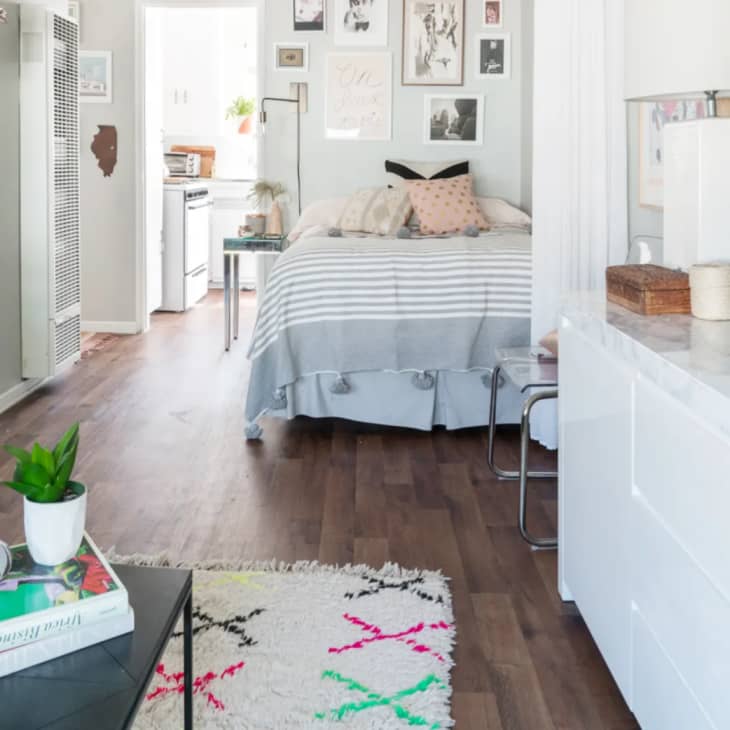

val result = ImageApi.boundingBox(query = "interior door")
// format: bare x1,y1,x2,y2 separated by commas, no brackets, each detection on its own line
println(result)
145,7,164,314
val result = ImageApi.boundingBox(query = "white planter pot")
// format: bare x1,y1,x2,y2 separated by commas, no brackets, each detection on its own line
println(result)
24,483,87,566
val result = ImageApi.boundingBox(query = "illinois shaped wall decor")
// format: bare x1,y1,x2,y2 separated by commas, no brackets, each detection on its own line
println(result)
91,125,117,177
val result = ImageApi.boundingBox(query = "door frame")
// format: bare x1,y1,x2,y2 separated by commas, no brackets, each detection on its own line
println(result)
133,0,265,332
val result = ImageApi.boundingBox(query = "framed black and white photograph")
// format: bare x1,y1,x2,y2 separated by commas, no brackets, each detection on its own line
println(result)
482,0,502,28
402,0,464,86
476,33,511,79
274,43,309,71
424,95,483,145
293,0,325,31
326,52,392,141
79,51,112,104
334,0,388,47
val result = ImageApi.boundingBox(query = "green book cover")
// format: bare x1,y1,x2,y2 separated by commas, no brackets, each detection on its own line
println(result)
0,535,127,650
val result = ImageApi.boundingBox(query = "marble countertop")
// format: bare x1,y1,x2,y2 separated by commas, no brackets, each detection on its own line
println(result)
562,292,730,437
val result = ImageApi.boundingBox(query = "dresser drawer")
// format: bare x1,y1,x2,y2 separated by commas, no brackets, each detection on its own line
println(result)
632,607,713,730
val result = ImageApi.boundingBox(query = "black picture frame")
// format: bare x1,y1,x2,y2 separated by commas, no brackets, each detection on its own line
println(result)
293,0,325,31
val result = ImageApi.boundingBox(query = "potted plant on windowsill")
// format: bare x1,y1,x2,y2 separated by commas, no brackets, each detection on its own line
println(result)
225,96,256,134
2,423,85,566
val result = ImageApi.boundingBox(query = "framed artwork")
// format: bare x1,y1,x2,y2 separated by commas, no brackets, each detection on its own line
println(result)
482,0,502,28
325,52,392,141
274,43,309,71
476,33,511,79
402,0,464,86
425,94,484,145
639,100,706,208
79,51,112,104
293,0,325,31
68,1,80,24
334,0,388,47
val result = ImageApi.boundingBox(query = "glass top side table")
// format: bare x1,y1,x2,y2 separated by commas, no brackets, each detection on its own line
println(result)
223,235,287,351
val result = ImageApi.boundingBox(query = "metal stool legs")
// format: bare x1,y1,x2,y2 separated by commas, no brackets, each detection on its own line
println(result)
519,390,558,549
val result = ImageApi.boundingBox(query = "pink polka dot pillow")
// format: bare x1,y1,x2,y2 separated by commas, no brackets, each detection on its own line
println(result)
405,174,489,235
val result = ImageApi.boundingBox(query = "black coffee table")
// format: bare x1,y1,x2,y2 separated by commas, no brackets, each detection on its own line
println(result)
0,564,193,730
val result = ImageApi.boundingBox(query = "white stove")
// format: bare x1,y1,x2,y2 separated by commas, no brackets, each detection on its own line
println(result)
160,182,212,312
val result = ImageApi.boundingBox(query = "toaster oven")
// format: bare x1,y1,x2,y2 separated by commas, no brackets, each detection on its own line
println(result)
164,152,201,177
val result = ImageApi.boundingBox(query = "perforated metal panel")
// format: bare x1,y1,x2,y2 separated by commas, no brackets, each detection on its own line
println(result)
52,15,80,353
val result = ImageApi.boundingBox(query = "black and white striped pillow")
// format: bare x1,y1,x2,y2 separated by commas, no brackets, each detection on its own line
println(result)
385,159,470,188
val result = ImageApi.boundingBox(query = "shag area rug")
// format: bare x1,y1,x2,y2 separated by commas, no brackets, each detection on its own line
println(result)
111,556,456,730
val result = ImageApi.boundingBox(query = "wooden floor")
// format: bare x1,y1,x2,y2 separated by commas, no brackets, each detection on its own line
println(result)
0,291,637,730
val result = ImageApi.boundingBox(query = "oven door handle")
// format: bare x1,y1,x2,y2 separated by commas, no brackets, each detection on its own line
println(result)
187,200,213,210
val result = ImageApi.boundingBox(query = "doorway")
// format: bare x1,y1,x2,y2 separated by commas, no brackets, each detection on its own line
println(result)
135,0,262,330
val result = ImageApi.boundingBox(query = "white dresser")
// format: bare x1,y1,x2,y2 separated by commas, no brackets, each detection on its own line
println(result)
559,293,730,730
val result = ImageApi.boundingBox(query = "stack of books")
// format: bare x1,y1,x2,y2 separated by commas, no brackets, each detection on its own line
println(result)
0,533,134,677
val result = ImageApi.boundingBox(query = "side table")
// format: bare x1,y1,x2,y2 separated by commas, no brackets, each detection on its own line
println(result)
223,235,286,351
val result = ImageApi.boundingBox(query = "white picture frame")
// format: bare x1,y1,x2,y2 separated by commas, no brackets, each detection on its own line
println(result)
424,94,484,146
67,1,80,24
402,0,464,86
79,51,112,104
476,33,511,79
325,52,392,141
274,42,309,72
482,0,503,28
333,0,388,47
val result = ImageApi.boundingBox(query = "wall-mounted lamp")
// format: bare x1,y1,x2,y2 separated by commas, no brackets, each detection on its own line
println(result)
259,82,307,216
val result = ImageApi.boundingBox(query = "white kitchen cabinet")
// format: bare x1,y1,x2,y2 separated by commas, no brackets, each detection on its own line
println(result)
207,181,254,288
560,293,730,729
161,10,222,136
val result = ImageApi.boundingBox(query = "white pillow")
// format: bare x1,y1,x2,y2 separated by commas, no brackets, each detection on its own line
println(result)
339,187,412,236
477,197,532,228
288,197,349,242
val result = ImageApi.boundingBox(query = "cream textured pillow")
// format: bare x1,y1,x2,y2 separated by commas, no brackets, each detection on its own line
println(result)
339,187,413,236
405,174,489,235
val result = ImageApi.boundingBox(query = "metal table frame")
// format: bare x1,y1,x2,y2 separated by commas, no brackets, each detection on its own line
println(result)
487,354,559,550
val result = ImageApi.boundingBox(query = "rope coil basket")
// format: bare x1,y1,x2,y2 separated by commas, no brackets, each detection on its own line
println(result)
690,264,730,321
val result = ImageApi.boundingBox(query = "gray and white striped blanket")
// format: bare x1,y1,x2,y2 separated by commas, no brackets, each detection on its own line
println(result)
245,232,532,421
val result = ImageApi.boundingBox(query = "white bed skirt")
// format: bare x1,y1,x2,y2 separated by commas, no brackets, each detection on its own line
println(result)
258,369,526,432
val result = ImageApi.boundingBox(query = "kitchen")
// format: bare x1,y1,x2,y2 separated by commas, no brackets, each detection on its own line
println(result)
145,3,260,314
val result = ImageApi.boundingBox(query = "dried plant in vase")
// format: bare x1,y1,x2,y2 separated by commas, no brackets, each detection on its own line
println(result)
247,180,287,236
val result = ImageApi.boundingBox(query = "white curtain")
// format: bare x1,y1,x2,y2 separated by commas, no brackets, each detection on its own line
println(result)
530,0,629,449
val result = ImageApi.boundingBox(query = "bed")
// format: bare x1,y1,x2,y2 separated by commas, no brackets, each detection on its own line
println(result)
244,226,532,438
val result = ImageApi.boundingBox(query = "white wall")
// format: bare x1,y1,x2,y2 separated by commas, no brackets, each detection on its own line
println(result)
263,0,534,222
79,0,138,329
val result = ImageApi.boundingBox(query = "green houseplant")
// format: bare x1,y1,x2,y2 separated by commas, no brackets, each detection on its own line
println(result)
2,423,87,565
225,96,256,134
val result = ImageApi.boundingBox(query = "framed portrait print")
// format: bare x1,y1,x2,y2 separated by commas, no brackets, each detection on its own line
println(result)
476,33,511,79
293,0,325,31
402,0,464,86
274,43,309,72
425,94,484,145
79,51,112,103
639,100,706,208
482,0,502,28
334,0,388,47
326,52,392,141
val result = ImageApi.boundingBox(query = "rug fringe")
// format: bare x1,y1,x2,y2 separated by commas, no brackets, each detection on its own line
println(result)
105,549,451,584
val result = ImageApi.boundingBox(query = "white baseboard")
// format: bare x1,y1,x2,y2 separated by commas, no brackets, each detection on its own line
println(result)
81,321,139,335
0,378,47,415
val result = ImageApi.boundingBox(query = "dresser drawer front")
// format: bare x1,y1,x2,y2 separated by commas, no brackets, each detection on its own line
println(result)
632,608,714,730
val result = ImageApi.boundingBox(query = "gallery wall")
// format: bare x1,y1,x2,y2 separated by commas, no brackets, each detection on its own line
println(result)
263,0,535,225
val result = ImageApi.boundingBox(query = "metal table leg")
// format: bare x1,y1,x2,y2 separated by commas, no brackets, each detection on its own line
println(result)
233,254,240,340
183,590,193,730
519,389,559,549
224,253,231,351
487,363,558,481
